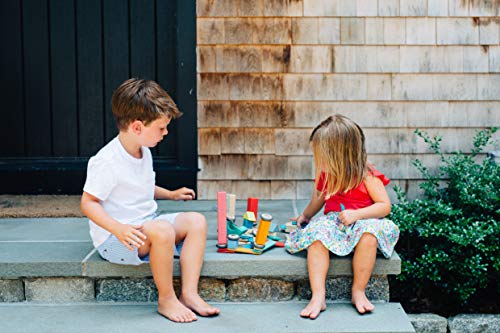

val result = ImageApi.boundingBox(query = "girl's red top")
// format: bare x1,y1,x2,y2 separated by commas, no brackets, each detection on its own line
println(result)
316,167,390,214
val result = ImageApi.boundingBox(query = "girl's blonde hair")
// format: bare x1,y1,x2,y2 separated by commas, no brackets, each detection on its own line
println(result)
310,114,367,196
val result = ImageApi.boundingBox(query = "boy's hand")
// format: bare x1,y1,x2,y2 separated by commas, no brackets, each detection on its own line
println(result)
115,224,147,251
171,187,196,201
339,210,359,226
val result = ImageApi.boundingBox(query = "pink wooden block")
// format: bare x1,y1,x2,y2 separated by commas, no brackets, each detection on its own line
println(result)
217,191,227,248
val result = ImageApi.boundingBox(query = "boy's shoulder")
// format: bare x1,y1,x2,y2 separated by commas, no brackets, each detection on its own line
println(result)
88,137,120,167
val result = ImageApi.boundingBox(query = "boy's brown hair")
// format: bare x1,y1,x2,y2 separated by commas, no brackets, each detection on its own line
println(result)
111,78,182,130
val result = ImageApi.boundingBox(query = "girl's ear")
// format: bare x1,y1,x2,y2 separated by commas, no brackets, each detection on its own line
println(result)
130,120,143,135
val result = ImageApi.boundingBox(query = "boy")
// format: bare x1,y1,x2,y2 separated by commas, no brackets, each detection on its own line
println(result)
81,78,219,323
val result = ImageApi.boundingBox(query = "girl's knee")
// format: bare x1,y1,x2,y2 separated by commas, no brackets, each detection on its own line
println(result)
310,240,327,249
359,233,378,247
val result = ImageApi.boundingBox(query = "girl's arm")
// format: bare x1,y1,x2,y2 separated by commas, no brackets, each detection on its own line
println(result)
339,175,391,225
296,189,326,224
154,185,195,200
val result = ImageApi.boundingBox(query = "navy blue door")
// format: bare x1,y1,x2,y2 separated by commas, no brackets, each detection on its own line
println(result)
0,0,197,194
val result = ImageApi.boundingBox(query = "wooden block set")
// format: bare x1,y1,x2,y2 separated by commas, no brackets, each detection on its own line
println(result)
216,192,283,255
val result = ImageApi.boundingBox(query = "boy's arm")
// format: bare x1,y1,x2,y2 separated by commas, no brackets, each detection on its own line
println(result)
80,192,146,250
154,185,195,201
339,175,391,225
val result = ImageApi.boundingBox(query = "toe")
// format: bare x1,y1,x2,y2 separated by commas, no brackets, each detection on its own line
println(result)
309,310,320,320
355,303,366,314
300,308,311,317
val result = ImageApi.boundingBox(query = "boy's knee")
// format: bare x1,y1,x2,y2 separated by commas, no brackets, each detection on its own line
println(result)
185,212,207,233
144,221,175,243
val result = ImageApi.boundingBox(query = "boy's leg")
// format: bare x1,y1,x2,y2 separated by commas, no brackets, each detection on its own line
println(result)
138,220,197,323
352,233,377,314
301,240,329,319
172,212,220,316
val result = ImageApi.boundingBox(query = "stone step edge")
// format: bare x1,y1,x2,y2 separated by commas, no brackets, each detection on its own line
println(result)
0,240,401,278
1,276,390,303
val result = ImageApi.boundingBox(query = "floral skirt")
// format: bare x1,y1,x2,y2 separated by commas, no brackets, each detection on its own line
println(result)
285,212,400,258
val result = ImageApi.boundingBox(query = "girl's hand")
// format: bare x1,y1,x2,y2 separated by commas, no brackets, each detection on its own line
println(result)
291,214,311,228
339,209,359,226
114,224,147,251
171,187,196,201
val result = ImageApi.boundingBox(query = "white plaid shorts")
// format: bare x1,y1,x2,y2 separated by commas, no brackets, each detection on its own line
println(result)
97,213,182,266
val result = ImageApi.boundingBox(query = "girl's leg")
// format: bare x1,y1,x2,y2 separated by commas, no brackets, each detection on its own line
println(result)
139,220,197,323
301,240,329,319
172,212,220,316
352,233,378,314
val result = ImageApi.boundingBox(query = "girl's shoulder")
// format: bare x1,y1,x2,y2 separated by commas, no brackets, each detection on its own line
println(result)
365,164,390,186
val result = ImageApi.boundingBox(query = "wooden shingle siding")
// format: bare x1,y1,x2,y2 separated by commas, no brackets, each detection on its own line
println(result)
196,0,500,199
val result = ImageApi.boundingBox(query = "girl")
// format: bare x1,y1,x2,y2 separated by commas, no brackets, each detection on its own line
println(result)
286,114,399,319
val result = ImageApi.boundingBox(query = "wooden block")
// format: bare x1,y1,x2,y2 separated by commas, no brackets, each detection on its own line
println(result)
227,193,236,220
246,199,259,220
217,191,227,248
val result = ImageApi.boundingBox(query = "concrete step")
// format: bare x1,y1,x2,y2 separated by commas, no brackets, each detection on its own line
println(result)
0,302,415,333
0,200,401,304
0,199,401,279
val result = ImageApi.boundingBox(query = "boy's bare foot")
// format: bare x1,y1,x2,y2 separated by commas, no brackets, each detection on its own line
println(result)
300,297,326,319
158,296,198,323
351,289,375,314
180,293,220,317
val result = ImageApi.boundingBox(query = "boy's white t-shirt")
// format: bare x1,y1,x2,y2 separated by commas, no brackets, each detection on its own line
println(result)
83,136,157,248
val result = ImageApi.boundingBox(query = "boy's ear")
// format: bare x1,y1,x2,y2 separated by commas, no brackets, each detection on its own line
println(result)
130,120,143,135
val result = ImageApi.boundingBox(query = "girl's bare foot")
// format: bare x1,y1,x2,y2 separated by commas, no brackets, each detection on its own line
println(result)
157,296,198,323
300,297,327,319
351,289,375,314
180,293,220,317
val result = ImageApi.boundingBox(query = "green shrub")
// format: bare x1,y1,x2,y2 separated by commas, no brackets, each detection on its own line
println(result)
390,128,499,304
